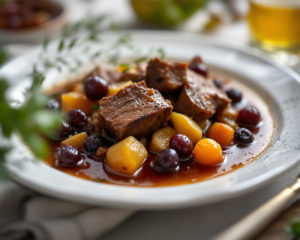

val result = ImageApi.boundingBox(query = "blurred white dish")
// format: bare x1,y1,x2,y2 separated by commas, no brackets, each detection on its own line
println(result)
0,1,66,44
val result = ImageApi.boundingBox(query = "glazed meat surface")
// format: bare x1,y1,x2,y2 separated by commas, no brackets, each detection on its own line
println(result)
118,62,147,83
176,70,230,122
99,81,173,140
86,65,122,84
146,58,188,93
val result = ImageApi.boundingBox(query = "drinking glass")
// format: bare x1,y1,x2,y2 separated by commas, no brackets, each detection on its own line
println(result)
247,0,300,67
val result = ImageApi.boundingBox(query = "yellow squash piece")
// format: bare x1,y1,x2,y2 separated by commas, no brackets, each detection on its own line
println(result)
107,81,133,96
61,132,88,149
171,112,202,144
61,92,95,114
106,136,148,176
149,126,176,153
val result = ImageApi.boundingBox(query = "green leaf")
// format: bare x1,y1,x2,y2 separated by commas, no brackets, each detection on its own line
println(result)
118,63,130,72
68,38,77,49
43,37,49,51
31,110,62,137
23,134,49,159
286,218,300,240
157,48,166,60
134,56,147,65
92,104,99,111
30,69,45,91
58,39,65,52
0,49,8,67
91,51,102,60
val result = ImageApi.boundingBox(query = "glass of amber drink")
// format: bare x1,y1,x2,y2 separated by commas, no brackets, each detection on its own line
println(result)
248,0,300,52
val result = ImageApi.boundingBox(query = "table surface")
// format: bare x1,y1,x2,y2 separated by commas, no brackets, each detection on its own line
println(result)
2,1,300,239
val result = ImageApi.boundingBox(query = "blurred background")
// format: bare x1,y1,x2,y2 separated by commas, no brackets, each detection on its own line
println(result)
0,0,300,68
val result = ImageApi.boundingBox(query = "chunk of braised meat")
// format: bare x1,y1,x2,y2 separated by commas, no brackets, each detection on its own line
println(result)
146,58,188,93
99,81,173,140
86,65,121,84
188,56,208,78
176,70,230,122
118,62,147,83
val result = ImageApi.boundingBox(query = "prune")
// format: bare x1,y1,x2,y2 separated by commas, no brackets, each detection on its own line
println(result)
53,121,73,140
84,76,108,100
153,148,180,172
57,145,81,167
213,79,224,89
226,88,242,103
237,106,261,128
84,135,102,152
169,134,193,159
189,62,208,77
234,128,254,145
67,109,87,130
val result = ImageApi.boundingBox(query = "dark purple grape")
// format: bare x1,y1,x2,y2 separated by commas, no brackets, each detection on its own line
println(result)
226,88,242,103
237,106,261,128
189,62,208,78
57,145,81,167
213,79,224,89
84,76,108,101
153,148,180,173
234,128,254,145
46,99,60,110
53,121,73,140
67,109,87,130
84,135,102,152
169,134,193,159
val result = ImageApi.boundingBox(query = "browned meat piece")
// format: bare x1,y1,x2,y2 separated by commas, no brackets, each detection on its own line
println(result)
99,81,173,140
176,70,230,122
119,62,146,83
146,58,188,93
86,65,122,84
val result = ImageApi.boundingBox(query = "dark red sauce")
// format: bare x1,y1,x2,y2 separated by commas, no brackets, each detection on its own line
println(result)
44,78,274,187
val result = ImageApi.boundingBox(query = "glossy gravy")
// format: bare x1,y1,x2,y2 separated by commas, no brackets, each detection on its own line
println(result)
44,79,274,187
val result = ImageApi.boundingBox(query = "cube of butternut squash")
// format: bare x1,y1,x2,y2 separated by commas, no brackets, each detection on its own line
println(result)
107,81,133,96
106,136,148,176
171,112,202,144
61,92,95,114
149,126,176,153
61,132,88,148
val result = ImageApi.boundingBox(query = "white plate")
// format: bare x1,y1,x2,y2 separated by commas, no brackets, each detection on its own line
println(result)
2,31,300,209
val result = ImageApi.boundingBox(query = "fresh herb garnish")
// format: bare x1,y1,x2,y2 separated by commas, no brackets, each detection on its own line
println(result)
0,49,8,67
0,70,62,161
286,218,300,240
0,14,166,166
92,104,99,111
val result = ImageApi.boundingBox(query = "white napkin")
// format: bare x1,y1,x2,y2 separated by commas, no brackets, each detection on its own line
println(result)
0,181,133,240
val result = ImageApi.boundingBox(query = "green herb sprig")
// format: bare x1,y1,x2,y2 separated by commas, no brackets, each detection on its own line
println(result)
286,217,300,240
0,14,166,166
0,70,62,160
